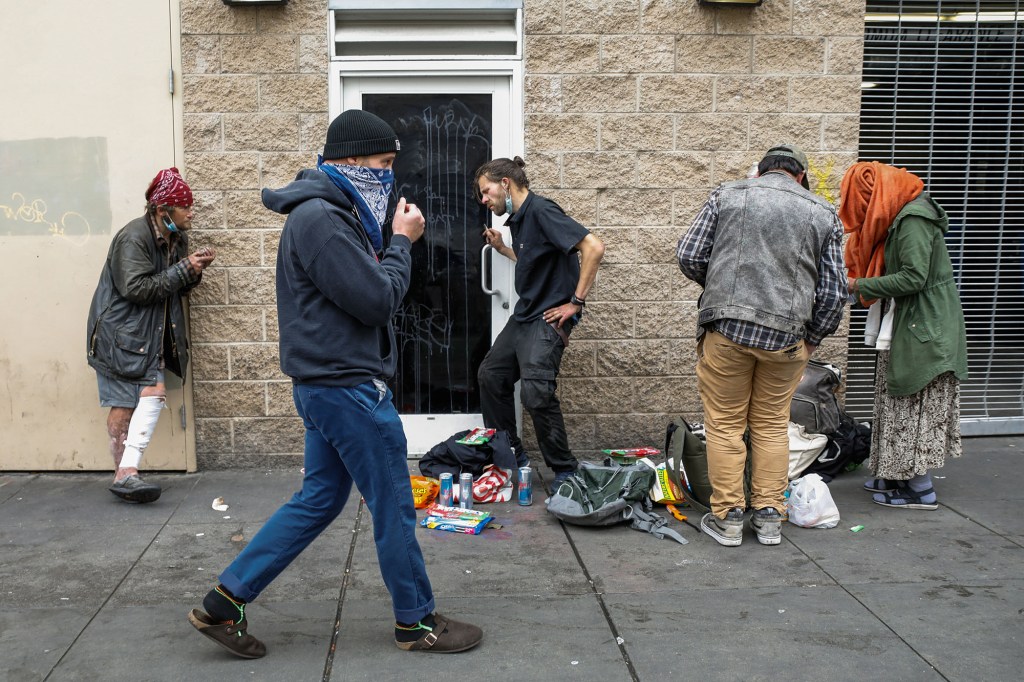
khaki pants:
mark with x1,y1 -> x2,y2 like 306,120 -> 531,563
697,331 -> 809,518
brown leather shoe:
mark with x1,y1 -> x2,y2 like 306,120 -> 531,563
188,608 -> 267,659
395,613 -> 482,653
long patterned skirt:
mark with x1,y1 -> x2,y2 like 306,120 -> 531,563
868,350 -> 962,480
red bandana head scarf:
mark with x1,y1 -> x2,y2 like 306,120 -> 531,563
145,167 -> 193,207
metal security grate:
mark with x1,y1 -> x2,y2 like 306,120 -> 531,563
852,0 -> 1024,435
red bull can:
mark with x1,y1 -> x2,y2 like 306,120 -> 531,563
438,473 -> 453,507
518,467 -> 533,506
459,472 -> 474,509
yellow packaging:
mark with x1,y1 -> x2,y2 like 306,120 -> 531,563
651,466 -> 685,504
410,476 -> 440,509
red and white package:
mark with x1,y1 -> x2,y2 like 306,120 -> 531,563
472,464 -> 512,503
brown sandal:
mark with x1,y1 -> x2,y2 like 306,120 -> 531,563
188,608 -> 267,659
395,613 -> 483,653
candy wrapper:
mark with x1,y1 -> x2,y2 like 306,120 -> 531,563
420,503 -> 494,535
602,446 -> 661,464
456,428 -> 496,446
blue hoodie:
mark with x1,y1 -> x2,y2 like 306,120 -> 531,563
262,169 -> 412,386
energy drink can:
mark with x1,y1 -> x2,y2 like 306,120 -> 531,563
518,467 -> 533,506
438,473 -> 454,507
459,472 -> 474,510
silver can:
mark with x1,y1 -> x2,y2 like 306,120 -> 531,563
438,473 -> 453,507
518,467 -> 533,506
459,472 -> 474,509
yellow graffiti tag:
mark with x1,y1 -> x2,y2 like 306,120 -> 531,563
807,157 -> 837,205
0,192 -> 91,240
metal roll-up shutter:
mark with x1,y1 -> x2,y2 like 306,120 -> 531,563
851,1 -> 1024,435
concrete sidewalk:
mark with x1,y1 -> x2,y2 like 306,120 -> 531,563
1,437 -> 1021,682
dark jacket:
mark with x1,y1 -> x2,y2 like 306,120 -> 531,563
856,194 -> 969,396
262,169 -> 412,386
87,216 -> 197,382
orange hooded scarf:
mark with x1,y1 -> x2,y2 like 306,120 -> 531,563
839,161 -> 924,305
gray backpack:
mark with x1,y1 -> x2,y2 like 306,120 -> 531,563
790,360 -> 842,436
545,461 -> 688,544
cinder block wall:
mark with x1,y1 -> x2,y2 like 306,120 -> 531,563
181,0 -> 327,468
181,0 -> 863,467
521,0 -> 862,458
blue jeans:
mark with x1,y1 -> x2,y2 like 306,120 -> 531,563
219,381 -> 435,624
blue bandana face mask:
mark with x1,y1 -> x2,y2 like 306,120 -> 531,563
317,155 -> 395,251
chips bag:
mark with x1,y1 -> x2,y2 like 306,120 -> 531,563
410,476 -> 440,509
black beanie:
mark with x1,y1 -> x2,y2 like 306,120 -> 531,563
322,110 -> 399,160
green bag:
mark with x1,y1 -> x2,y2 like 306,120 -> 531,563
664,417 -> 714,513
664,417 -> 752,514
546,461 -> 688,544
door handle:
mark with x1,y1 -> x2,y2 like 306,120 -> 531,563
481,244 -> 500,297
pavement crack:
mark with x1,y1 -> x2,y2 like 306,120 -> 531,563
557,519 -> 641,682
788,539 -> 953,682
322,497 -> 365,682
43,474 -> 203,681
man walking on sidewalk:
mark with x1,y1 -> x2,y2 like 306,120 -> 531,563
677,144 -> 846,547
188,110 -> 482,659
87,167 -> 215,503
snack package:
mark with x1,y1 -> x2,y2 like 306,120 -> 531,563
419,503 -> 494,535
602,446 -> 662,465
650,463 -> 686,504
602,447 -> 662,457
410,476 -> 440,509
456,428 -> 496,446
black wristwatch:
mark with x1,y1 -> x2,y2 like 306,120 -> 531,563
570,294 -> 586,307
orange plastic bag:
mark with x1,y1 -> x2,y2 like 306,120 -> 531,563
410,476 -> 440,509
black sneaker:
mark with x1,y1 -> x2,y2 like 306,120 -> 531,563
108,475 -> 161,503
547,470 -> 575,495
700,508 -> 744,546
750,507 -> 782,545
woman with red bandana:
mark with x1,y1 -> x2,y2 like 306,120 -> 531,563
86,167 -> 216,502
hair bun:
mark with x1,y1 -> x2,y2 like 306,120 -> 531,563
513,156 -> 526,168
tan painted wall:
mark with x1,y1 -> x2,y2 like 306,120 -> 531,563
180,0 -> 863,466
0,1 -> 192,471
179,0 -> 328,469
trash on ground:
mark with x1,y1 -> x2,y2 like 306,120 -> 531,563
419,504 -> 494,535
212,497 -> 228,511
456,427 -> 496,445
850,524 -> 865,532
195,533 -> 205,537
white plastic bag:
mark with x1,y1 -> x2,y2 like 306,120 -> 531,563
787,473 -> 840,528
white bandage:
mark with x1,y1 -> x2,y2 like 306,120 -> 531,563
119,396 -> 165,470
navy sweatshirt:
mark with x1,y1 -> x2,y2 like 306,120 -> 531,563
262,169 -> 412,386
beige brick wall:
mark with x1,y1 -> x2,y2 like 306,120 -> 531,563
181,0 -> 864,466
523,0 -> 862,457
181,0 -> 327,468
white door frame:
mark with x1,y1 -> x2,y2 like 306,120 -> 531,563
333,63 -> 522,453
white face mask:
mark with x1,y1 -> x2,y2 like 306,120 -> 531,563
503,183 -> 514,216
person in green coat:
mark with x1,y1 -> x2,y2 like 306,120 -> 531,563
840,161 -> 968,509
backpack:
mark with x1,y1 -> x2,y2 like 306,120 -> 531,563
790,360 -> 843,436
545,461 -> 688,545
664,417 -> 752,514
419,429 -> 524,481
801,413 -> 871,482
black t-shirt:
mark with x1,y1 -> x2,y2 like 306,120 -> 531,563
505,192 -> 590,322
